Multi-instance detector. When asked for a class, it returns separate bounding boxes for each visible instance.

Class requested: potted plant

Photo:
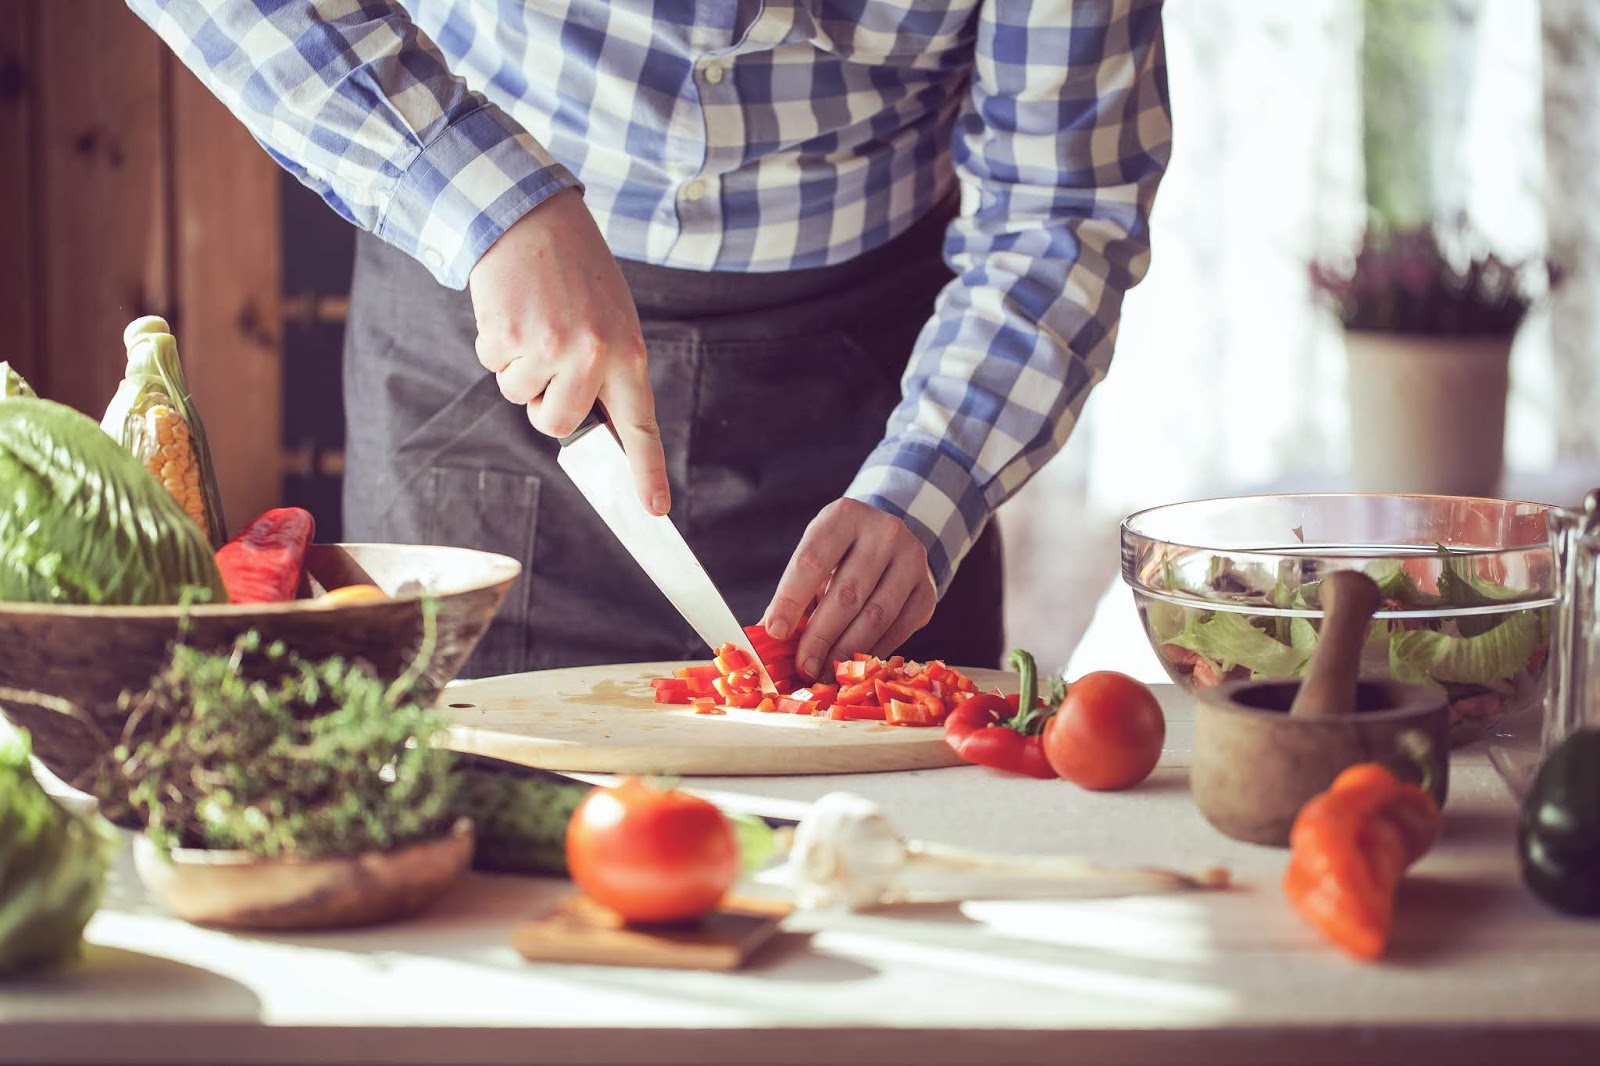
[1310,0,1541,498]
[87,624,475,932]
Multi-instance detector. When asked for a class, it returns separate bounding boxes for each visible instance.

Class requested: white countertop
[5,689,1598,1066]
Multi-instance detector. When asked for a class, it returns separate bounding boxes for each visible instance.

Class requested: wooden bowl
[133,818,475,931]
[1191,678,1451,847]
[0,543,520,792]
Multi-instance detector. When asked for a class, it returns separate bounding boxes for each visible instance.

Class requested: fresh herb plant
[92,603,457,860]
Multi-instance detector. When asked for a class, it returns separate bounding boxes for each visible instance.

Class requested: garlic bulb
[777,792,1230,910]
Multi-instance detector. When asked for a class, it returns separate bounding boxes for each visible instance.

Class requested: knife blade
[557,405,777,695]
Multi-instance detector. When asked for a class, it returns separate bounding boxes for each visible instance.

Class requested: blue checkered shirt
[129,0,1171,593]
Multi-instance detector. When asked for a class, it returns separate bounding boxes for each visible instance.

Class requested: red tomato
[1042,671,1165,791]
[566,778,740,924]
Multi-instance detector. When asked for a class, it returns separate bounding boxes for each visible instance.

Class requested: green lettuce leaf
[0,397,228,605]
[1365,558,1425,605]
[1166,611,1312,678]
[1432,548,1532,636]
[1388,610,1544,688]
[1145,597,1189,644]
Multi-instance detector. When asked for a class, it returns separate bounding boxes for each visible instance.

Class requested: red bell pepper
[943,648,1057,779]
[214,507,315,604]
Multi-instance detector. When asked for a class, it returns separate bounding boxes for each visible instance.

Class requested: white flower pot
[1345,330,1513,498]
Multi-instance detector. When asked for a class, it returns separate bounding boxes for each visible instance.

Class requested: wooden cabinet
[0,0,283,533]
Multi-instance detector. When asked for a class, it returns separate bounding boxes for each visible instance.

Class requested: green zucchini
[449,755,784,877]
[1518,729,1600,916]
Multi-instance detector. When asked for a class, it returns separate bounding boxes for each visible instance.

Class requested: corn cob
[101,318,228,548]
[143,404,207,530]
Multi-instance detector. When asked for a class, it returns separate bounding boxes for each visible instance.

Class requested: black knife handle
[557,402,607,448]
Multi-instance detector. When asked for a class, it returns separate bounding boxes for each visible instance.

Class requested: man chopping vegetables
[130,1,1170,679]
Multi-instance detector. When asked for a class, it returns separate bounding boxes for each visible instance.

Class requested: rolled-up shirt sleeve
[844,0,1172,593]
[127,0,579,288]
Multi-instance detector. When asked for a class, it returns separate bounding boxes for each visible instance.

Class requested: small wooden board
[511,893,792,971]
[442,661,1014,776]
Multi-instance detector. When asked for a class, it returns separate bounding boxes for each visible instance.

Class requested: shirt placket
[666,1,794,268]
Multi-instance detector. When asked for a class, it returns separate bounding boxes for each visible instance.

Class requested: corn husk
[1,397,228,605]
[100,317,227,548]
[1,362,34,398]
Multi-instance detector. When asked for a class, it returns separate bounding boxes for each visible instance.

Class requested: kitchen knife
[557,404,777,695]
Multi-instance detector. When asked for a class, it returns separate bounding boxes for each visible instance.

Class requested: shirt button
[682,180,707,202]
[701,60,725,84]
[422,247,444,270]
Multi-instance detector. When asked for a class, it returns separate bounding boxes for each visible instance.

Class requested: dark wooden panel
[171,63,284,533]
[0,1,37,387]
[35,0,168,417]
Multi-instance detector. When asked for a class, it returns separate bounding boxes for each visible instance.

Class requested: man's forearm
[845,0,1172,592]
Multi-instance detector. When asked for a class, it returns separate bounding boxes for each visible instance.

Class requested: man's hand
[762,499,938,681]
[468,188,670,515]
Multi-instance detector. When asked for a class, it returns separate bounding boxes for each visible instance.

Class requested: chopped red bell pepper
[714,646,751,674]
[776,695,810,716]
[646,620,979,726]
[834,680,876,704]
[943,649,1057,778]
[835,659,874,683]
[830,702,887,721]
[651,677,692,705]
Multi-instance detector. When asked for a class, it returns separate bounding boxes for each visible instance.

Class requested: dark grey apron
[341,198,1004,678]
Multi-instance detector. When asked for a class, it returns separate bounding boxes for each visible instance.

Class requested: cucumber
[448,755,786,877]
[450,756,589,876]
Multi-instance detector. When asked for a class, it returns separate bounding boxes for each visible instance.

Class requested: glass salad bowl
[1121,494,1555,747]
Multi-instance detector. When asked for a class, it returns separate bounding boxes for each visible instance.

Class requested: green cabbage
[0,728,114,975]
[0,397,228,605]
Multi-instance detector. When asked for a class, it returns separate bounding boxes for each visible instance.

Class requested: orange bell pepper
[1283,761,1440,961]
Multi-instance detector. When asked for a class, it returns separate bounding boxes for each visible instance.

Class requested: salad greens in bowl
[1121,494,1554,746]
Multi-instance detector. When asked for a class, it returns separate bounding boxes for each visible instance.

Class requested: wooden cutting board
[511,892,792,971]
[440,661,1014,776]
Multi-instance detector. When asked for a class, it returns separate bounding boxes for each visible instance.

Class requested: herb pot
[1345,330,1512,497]
[133,818,474,931]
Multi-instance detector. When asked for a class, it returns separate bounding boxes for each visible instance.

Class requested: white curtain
[999,0,1552,674]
